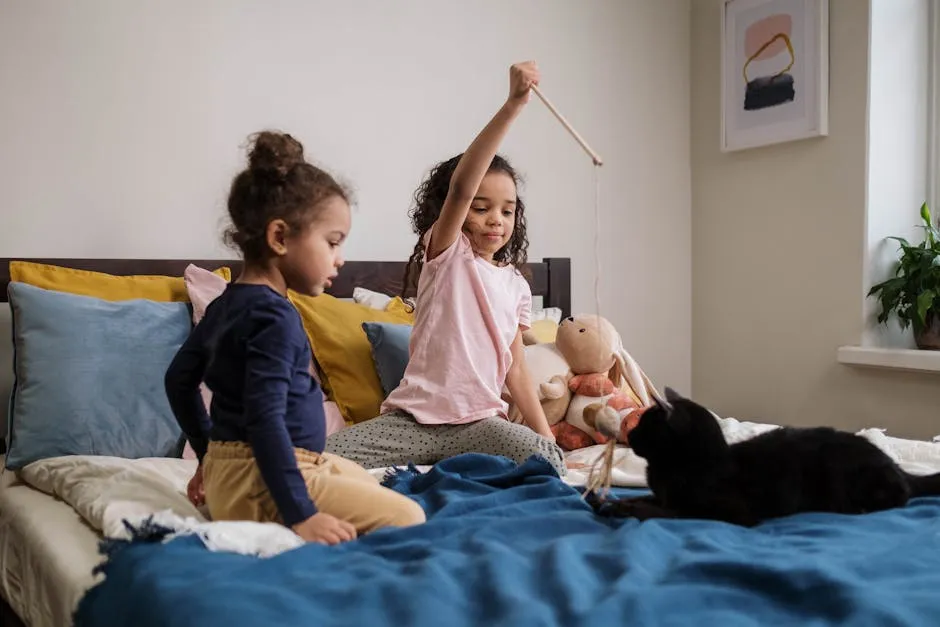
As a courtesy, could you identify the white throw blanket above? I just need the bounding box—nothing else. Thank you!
[18,455,303,558]
[15,418,940,558]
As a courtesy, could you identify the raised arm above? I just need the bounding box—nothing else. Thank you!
[426,61,540,260]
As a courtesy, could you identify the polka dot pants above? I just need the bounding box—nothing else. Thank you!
[324,411,566,477]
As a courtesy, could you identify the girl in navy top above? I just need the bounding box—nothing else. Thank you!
[165,131,425,545]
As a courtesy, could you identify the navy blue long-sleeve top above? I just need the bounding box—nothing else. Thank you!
[164,283,325,527]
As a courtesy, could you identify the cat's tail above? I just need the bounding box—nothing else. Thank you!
[907,471,940,497]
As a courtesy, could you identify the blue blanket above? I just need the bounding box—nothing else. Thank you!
[74,454,940,626]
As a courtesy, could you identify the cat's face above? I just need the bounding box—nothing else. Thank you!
[629,387,728,463]
[627,401,673,460]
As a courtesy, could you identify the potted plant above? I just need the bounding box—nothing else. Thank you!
[868,202,940,350]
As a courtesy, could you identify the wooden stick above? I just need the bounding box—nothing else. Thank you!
[531,85,604,166]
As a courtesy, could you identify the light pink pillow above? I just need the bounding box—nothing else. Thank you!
[181,266,229,460]
[180,265,346,460]
[323,401,346,437]
[186,265,229,324]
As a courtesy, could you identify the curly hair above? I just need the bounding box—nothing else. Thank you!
[402,153,529,293]
[223,131,349,263]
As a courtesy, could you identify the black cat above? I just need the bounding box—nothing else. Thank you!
[588,387,940,527]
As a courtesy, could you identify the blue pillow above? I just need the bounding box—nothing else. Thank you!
[362,322,412,397]
[6,282,192,470]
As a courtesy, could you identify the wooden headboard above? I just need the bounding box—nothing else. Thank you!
[0,257,572,317]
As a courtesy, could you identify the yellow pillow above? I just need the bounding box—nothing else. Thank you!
[527,319,559,344]
[290,292,413,424]
[9,261,231,302]
[385,296,415,318]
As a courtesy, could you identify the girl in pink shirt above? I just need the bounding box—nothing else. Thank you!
[326,61,565,476]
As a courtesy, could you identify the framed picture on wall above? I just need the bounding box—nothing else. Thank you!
[720,0,829,152]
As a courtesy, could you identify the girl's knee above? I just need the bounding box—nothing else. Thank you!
[387,497,426,528]
[542,442,567,477]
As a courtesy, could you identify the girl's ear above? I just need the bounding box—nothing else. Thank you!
[266,219,289,256]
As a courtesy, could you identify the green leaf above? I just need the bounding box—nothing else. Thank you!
[915,224,940,240]
[869,276,904,298]
[917,290,936,328]
[867,202,940,328]
[919,203,938,247]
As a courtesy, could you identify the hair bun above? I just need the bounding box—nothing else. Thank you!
[247,131,305,179]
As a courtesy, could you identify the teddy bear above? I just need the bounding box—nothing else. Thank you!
[503,341,572,427]
[550,314,659,451]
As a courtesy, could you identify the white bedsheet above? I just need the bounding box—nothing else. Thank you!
[563,417,940,487]
[18,455,304,559]
[0,464,102,627]
[10,418,940,566]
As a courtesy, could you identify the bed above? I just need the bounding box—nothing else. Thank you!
[0,255,572,627]
[3,257,940,627]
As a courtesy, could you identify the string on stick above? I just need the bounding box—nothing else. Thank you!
[528,84,605,318]
[530,82,614,498]
[528,83,605,338]
[530,86,604,166]
[593,164,601,319]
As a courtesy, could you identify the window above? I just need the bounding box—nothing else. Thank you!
[929,0,940,212]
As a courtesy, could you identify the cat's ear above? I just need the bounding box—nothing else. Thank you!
[678,399,729,454]
[664,387,685,404]
[664,406,695,441]
[650,388,672,413]
[677,396,720,427]
[662,389,717,430]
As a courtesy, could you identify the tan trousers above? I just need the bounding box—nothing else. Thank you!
[202,441,425,534]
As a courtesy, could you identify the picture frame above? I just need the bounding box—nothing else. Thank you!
[720,0,829,152]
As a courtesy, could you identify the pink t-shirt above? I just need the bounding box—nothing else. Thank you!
[381,231,532,424]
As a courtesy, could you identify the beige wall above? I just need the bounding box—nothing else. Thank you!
[691,0,940,438]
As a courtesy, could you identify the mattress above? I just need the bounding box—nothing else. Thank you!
[3,416,940,626]
[0,462,103,627]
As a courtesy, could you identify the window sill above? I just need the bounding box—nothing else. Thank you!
[837,346,940,373]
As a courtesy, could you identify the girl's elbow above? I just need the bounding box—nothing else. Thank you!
[165,359,189,385]
[505,365,523,389]
[164,367,181,398]
[448,179,475,205]
[164,366,196,405]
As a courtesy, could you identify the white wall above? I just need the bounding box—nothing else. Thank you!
[692,0,940,439]
[0,1,692,427]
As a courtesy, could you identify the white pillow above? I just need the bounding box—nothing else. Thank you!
[354,286,557,323]
[531,307,563,323]
[353,287,393,310]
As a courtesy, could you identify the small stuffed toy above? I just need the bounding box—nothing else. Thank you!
[581,402,656,497]
[502,341,572,427]
[551,314,658,451]
[583,403,648,446]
